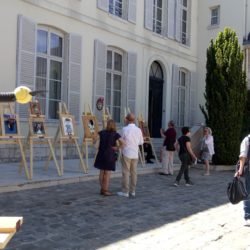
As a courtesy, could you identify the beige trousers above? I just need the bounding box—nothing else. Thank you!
[121,155,138,193]
[161,149,174,175]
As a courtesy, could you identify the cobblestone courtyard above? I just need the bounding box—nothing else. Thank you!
[1,168,250,250]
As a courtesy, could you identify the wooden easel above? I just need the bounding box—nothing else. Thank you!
[0,103,30,179]
[45,102,87,175]
[82,104,99,169]
[137,113,160,166]
[20,100,61,179]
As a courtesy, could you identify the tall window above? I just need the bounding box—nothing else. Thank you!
[178,70,187,126]
[36,28,63,119]
[153,0,163,34]
[210,6,220,26]
[180,0,188,45]
[106,49,123,123]
[109,0,123,17]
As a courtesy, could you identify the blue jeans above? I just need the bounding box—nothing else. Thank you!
[244,171,250,220]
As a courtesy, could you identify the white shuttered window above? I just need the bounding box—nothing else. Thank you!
[106,49,123,123]
[93,40,137,124]
[97,0,136,23]
[17,15,81,120]
[36,27,63,119]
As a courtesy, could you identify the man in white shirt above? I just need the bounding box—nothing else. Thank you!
[235,135,250,224]
[117,113,144,198]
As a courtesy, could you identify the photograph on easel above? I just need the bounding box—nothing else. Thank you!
[32,121,45,136]
[29,101,41,116]
[3,114,18,135]
[82,115,99,139]
[61,115,75,136]
[138,120,150,138]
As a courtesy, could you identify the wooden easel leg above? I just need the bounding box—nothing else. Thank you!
[74,139,88,173]
[18,140,28,174]
[45,128,59,170]
[60,138,64,175]
[138,149,145,167]
[29,139,33,179]
[85,142,89,170]
[17,139,30,180]
[149,139,160,167]
[48,139,61,176]
[141,145,146,165]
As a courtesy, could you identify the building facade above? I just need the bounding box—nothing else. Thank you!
[0,0,198,144]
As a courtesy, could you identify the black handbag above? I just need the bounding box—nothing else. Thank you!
[227,177,248,204]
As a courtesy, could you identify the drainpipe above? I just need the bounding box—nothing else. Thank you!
[245,0,248,38]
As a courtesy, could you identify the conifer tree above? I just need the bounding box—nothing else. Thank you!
[200,27,247,164]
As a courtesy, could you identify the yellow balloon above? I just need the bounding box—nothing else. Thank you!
[14,86,32,104]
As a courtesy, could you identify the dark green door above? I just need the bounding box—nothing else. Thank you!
[148,77,163,138]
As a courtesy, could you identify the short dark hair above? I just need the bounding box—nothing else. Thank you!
[181,126,190,135]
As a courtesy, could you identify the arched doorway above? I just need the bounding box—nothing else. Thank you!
[148,61,164,138]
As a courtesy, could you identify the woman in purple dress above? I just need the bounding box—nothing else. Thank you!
[94,119,124,196]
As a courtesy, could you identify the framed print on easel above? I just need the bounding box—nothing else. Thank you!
[0,103,30,179]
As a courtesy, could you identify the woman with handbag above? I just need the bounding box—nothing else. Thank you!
[94,119,124,196]
[235,135,250,224]
[200,127,214,175]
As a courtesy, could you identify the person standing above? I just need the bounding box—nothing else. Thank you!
[200,127,214,175]
[235,135,250,224]
[94,119,124,196]
[174,126,197,186]
[117,113,144,198]
[159,120,176,175]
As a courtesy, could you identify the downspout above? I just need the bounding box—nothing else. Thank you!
[245,0,248,38]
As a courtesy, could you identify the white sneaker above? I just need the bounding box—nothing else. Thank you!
[244,219,250,227]
[130,192,136,197]
[117,192,129,198]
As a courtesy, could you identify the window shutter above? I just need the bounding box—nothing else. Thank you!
[189,71,196,126]
[93,39,107,122]
[97,0,109,12]
[68,34,82,121]
[62,35,69,106]
[171,64,179,125]
[128,0,137,23]
[144,0,153,31]
[127,52,137,114]
[16,15,36,118]
[167,0,175,39]
[162,0,168,36]
[175,0,181,42]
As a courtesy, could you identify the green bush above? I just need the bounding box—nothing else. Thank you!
[200,28,247,164]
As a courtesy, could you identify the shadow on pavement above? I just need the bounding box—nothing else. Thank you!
[1,168,235,250]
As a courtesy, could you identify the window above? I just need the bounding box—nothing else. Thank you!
[180,0,188,44]
[178,70,187,126]
[153,0,163,34]
[210,6,220,26]
[106,49,123,123]
[36,28,63,119]
[109,0,123,18]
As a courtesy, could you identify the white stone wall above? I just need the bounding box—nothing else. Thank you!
[197,0,247,123]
